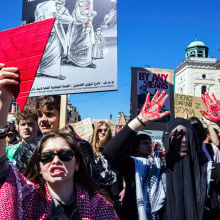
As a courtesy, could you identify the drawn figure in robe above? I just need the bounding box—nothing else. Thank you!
[66,0,97,68]
[92,27,104,59]
[35,0,73,80]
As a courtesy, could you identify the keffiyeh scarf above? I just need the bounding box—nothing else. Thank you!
[0,163,52,220]
[132,156,166,220]
[76,184,119,219]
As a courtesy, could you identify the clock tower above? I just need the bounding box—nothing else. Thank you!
[175,39,220,98]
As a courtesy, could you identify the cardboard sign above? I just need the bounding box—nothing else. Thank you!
[174,93,209,119]
[131,67,174,130]
[0,18,55,110]
[70,118,93,142]
[22,0,118,97]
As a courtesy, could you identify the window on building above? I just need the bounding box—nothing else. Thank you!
[202,74,206,79]
[198,50,204,57]
[189,50,196,57]
[201,85,206,95]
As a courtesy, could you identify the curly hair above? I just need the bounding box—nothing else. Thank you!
[16,107,38,124]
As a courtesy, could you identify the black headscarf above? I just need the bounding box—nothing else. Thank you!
[163,118,208,220]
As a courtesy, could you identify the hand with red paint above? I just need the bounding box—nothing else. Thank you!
[138,90,170,123]
[200,92,220,124]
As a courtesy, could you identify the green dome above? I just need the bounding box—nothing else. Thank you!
[187,40,207,49]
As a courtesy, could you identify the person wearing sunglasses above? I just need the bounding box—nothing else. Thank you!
[91,121,112,156]
[0,64,118,219]
[90,121,124,218]
[25,131,118,219]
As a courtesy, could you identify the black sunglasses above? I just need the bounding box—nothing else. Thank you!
[98,128,108,133]
[39,150,74,163]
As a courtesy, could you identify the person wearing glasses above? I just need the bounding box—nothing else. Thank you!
[25,131,118,219]
[91,121,112,155]
[0,64,118,219]
[90,121,124,217]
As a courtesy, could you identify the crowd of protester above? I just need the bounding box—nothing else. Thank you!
[0,63,220,219]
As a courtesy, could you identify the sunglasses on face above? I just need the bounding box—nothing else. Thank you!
[98,128,108,133]
[39,150,74,163]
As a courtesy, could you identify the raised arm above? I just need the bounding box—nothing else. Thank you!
[202,116,220,147]
[0,63,19,184]
[129,90,170,131]
[0,64,19,157]
[103,90,170,168]
[200,92,220,126]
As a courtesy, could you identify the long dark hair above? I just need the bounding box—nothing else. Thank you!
[24,131,98,195]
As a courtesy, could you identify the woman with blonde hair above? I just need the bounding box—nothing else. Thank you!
[91,121,112,156]
[90,121,123,217]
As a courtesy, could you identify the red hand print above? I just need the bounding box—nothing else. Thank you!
[200,92,220,122]
[140,90,170,121]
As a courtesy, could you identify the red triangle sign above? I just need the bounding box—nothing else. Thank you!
[0,18,55,110]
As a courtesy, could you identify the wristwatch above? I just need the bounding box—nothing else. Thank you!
[0,126,10,138]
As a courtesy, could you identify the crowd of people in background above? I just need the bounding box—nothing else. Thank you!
[0,63,220,219]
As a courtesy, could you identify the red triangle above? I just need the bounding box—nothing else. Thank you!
[0,18,55,110]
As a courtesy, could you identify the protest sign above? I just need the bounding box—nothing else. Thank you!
[70,118,93,142]
[174,93,211,118]
[22,0,118,97]
[131,67,174,130]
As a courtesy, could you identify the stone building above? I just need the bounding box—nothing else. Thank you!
[175,39,220,98]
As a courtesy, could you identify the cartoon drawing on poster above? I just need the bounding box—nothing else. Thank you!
[137,70,171,122]
[21,0,117,96]
[66,0,97,68]
[35,0,73,80]
[92,27,104,59]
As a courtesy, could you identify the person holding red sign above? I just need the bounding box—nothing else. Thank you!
[0,63,119,219]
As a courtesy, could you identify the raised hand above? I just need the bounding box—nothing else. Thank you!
[0,64,19,158]
[200,92,220,123]
[0,64,20,92]
[0,63,20,127]
[139,90,170,123]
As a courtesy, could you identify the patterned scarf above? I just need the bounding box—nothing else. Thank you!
[132,156,166,220]
[76,184,119,219]
[0,163,52,220]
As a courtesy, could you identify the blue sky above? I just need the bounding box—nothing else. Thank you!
[1,0,220,121]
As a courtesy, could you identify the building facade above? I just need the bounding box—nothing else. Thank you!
[175,39,220,99]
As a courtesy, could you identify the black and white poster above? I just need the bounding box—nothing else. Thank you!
[22,0,117,96]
